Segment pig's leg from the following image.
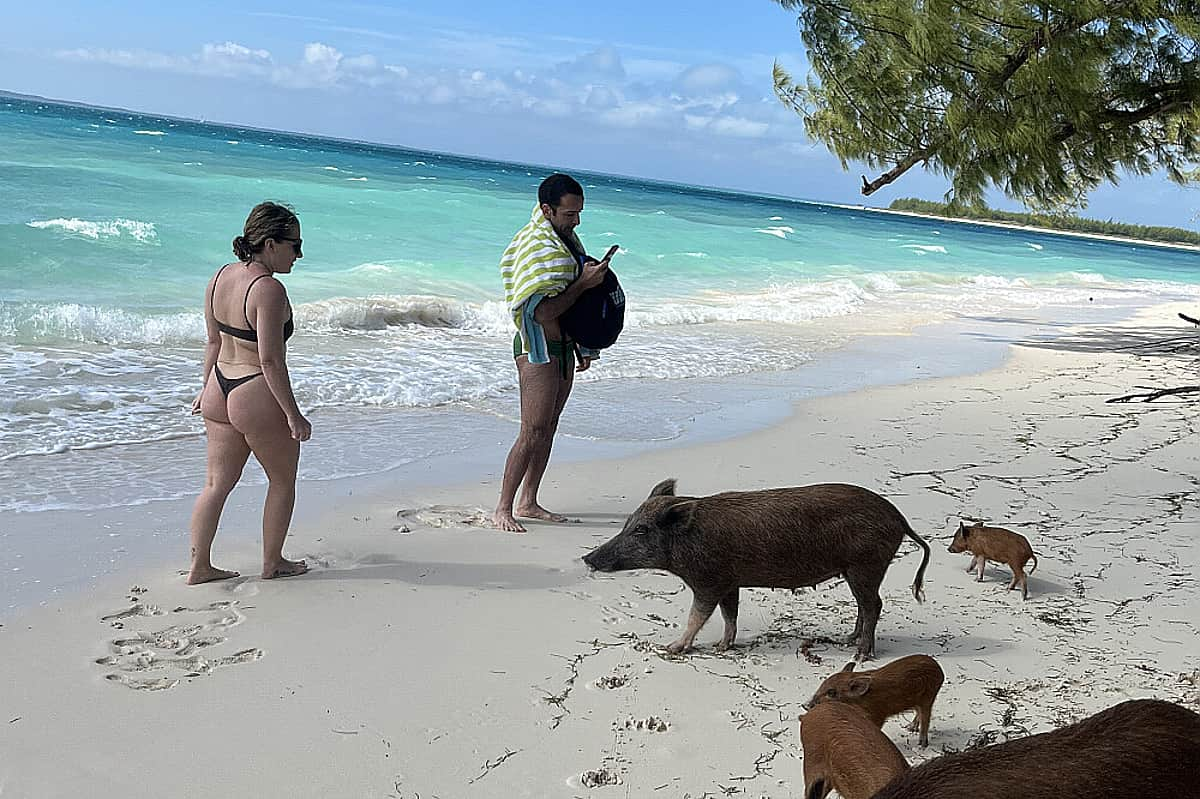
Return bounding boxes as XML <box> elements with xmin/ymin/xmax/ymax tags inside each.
<box><xmin>1019</xmin><ymin>568</ymin><xmax>1029</xmax><ymax>600</ymax></box>
<box><xmin>846</xmin><ymin>607</ymin><xmax>863</xmax><ymax>647</ymax></box>
<box><xmin>966</xmin><ymin>554</ymin><xmax>980</xmax><ymax>573</ymax></box>
<box><xmin>975</xmin><ymin>557</ymin><xmax>986</xmax><ymax>582</ymax></box>
<box><xmin>801</xmin><ymin>757</ymin><xmax>824</xmax><ymax>799</ymax></box>
<box><xmin>715</xmin><ymin>589</ymin><xmax>740</xmax><ymax>650</ymax></box>
<box><xmin>1007</xmin><ymin>564</ymin><xmax>1019</xmax><ymax>591</ymax></box>
<box><xmin>846</xmin><ymin>571</ymin><xmax>884</xmax><ymax>661</ymax></box>
<box><xmin>911</xmin><ymin>702</ymin><xmax>933</xmax><ymax>746</ymax></box>
<box><xmin>666</xmin><ymin>592</ymin><xmax>719</xmax><ymax>654</ymax></box>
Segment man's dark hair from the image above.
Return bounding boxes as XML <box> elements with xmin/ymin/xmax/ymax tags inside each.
<box><xmin>538</xmin><ymin>173</ymin><xmax>584</xmax><ymax>208</ymax></box>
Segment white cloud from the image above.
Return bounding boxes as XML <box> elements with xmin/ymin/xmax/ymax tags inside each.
<box><xmin>56</xmin><ymin>47</ymin><xmax>188</xmax><ymax>72</ymax></box>
<box><xmin>674</xmin><ymin>63</ymin><xmax>743</xmax><ymax>94</ymax></box>
<box><xmin>710</xmin><ymin>116</ymin><xmax>770</xmax><ymax>138</ymax></box>
<box><xmin>427</xmin><ymin>85</ymin><xmax>456</xmax><ymax>105</ymax></box>
<box><xmin>201</xmin><ymin>42</ymin><xmax>271</xmax><ymax>63</ymax></box>
<box><xmin>583</xmin><ymin>84</ymin><xmax>623</xmax><ymax>110</ymax></box>
<box><xmin>51</xmin><ymin>40</ymin><xmax>796</xmax><ymax>142</ymax></box>
<box><xmin>557</xmin><ymin>46</ymin><xmax>626</xmax><ymax>84</ymax></box>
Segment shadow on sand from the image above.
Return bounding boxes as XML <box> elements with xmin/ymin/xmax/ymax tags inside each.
<box><xmin>302</xmin><ymin>554</ymin><xmax>584</xmax><ymax>590</ymax></box>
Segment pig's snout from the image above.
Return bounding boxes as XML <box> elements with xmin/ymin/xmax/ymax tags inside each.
<box><xmin>582</xmin><ymin>548</ymin><xmax>617</xmax><ymax>572</ymax></box>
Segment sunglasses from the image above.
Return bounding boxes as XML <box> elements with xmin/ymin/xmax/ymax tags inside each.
<box><xmin>275</xmin><ymin>237</ymin><xmax>303</xmax><ymax>252</ymax></box>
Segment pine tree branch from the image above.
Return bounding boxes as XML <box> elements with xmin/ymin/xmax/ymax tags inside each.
<box><xmin>861</xmin><ymin>145</ymin><xmax>941</xmax><ymax>194</ymax></box>
<box><xmin>860</xmin><ymin>13</ymin><xmax>1101</xmax><ymax>195</ymax></box>
<box><xmin>1052</xmin><ymin>89</ymin><xmax>1198</xmax><ymax>145</ymax></box>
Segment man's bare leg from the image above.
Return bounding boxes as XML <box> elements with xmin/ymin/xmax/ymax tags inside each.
<box><xmin>493</xmin><ymin>356</ymin><xmax>561</xmax><ymax>532</ymax></box>
<box><xmin>515</xmin><ymin>356</ymin><xmax>574</xmax><ymax>522</ymax></box>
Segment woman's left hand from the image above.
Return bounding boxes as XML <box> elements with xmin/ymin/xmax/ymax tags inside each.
<box><xmin>191</xmin><ymin>392</ymin><xmax>203</xmax><ymax>415</ymax></box>
<box><xmin>576</xmin><ymin>356</ymin><xmax>595</xmax><ymax>373</ymax></box>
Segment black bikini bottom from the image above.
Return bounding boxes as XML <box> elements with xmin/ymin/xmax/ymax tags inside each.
<box><xmin>214</xmin><ymin>364</ymin><xmax>262</xmax><ymax>397</ymax></box>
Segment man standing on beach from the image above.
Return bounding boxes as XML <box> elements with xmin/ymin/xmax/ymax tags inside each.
<box><xmin>492</xmin><ymin>173</ymin><xmax>610</xmax><ymax>532</ymax></box>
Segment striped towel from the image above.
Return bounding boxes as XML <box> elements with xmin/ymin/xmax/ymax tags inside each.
<box><xmin>501</xmin><ymin>205</ymin><xmax>582</xmax><ymax>355</ymax></box>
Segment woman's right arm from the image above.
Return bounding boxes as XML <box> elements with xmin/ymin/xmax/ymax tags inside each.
<box><xmin>251</xmin><ymin>278</ymin><xmax>311</xmax><ymax>441</ymax></box>
<box><xmin>194</xmin><ymin>274</ymin><xmax>222</xmax><ymax>414</ymax></box>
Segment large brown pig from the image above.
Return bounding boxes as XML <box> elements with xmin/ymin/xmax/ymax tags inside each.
<box><xmin>581</xmin><ymin>479</ymin><xmax>931</xmax><ymax>660</ymax></box>
<box><xmin>872</xmin><ymin>698</ymin><xmax>1200</xmax><ymax>798</ymax></box>
<box><xmin>800</xmin><ymin>702</ymin><xmax>909</xmax><ymax>799</ymax></box>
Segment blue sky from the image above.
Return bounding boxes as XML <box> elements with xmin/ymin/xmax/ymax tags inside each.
<box><xmin>2</xmin><ymin>0</ymin><xmax>1196</xmax><ymax>227</ymax></box>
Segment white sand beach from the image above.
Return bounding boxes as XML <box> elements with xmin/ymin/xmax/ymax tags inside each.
<box><xmin>1</xmin><ymin>304</ymin><xmax>1197</xmax><ymax>798</ymax></box>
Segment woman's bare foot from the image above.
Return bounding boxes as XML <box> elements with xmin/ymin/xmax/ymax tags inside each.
<box><xmin>492</xmin><ymin>509</ymin><xmax>527</xmax><ymax>533</ymax></box>
<box><xmin>187</xmin><ymin>565</ymin><xmax>240</xmax><ymax>585</ymax></box>
<box><xmin>514</xmin><ymin>503</ymin><xmax>569</xmax><ymax>523</ymax></box>
<box><xmin>262</xmin><ymin>557</ymin><xmax>308</xmax><ymax>579</ymax></box>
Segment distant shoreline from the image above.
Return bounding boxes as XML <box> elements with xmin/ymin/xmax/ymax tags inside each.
<box><xmin>823</xmin><ymin>202</ymin><xmax>1200</xmax><ymax>253</ymax></box>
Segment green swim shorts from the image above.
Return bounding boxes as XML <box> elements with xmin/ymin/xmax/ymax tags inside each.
<box><xmin>512</xmin><ymin>332</ymin><xmax>575</xmax><ymax>379</ymax></box>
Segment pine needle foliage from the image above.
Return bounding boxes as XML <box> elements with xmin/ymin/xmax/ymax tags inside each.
<box><xmin>773</xmin><ymin>0</ymin><xmax>1200</xmax><ymax>205</ymax></box>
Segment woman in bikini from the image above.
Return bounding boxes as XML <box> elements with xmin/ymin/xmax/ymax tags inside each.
<box><xmin>187</xmin><ymin>201</ymin><xmax>311</xmax><ymax>584</ymax></box>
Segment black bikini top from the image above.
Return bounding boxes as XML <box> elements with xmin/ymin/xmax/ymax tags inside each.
<box><xmin>210</xmin><ymin>264</ymin><xmax>294</xmax><ymax>342</ymax></box>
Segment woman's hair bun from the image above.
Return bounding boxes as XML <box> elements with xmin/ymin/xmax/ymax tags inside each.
<box><xmin>232</xmin><ymin>235</ymin><xmax>254</xmax><ymax>261</ymax></box>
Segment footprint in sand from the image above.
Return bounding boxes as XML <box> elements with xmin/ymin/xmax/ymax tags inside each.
<box><xmin>96</xmin><ymin>597</ymin><xmax>262</xmax><ymax>690</ymax></box>
<box><xmin>395</xmin><ymin>505</ymin><xmax>493</xmax><ymax>529</ymax></box>
<box><xmin>101</xmin><ymin>603</ymin><xmax>166</xmax><ymax>625</ymax></box>
<box><xmin>575</xmin><ymin>768</ymin><xmax>622</xmax><ymax>788</ymax></box>
<box><xmin>599</xmin><ymin>606</ymin><xmax>627</xmax><ymax>625</ymax></box>
<box><xmin>594</xmin><ymin>673</ymin><xmax>631</xmax><ymax>690</ymax></box>
<box><xmin>616</xmin><ymin>715</ymin><xmax>670</xmax><ymax>732</ymax></box>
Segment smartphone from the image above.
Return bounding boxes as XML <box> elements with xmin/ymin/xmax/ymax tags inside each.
<box><xmin>602</xmin><ymin>244</ymin><xmax>620</xmax><ymax>262</ymax></box>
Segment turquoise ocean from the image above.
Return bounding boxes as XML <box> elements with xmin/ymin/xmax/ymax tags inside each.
<box><xmin>2</xmin><ymin>93</ymin><xmax>1199</xmax><ymax>538</ymax></box>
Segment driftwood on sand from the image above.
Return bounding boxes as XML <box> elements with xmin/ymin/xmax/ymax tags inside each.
<box><xmin>1106</xmin><ymin>313</ymin><xmax>1200</xmax><ymax>403</ymax></box>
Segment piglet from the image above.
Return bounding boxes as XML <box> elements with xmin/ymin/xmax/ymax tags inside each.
<box><xmin>805</xmin><ymin>654</ymin><xmax>944</xmax><ymax>746</ymax></box>
<box><xmin>800</xmin><ymin>702</ymin><xmax>908</xmax><ymax>799</ymax></box>
<box><xmin>949</xmin><ymin>521</ymin><xmax>1038</xmax><ymax>599</ymax></box>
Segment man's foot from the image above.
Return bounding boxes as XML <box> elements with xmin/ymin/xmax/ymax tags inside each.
<box><xmin>514</xmin><ymin>503</ymin><xmax>569</xmax><ymax>523</ymax></box>
<box><xmin>492</xmin><ymin>510</ymin><xmax>527</xmax><ymax>533</ymax></box>
<box><xmin>262</xmin><ymin>558</ymin><xmax>308</xmax><ymax>580</ymax></box>
<box><xmin>187</xmin><ymin>565</ymin><xmax>240</xmax><ymax>585</ymax></box>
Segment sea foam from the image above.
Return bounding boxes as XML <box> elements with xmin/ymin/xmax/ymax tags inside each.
<box><xmin>26</xmin><ymin>218</ymin><xmax>158</xmax><ymax>243</ymax></box>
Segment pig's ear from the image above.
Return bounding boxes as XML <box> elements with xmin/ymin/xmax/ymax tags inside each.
<box><xmin>648</xmin><ymin>478</ymin><xmax>677</xmax><ymax>498</ymax></box>
<box><xmin>845</xmin><ymin>676</ymin><xmax>871</xmax><ymax>697</ymax></box>
<box><xmin>842</xmin><ymin>661</ymin><xmax>856</xmax><ymax>673</ymax></box>
<box><xmin>657</xmin><ymin>499</ymin><xmax>696</xmax><ymax>533</ymax></box>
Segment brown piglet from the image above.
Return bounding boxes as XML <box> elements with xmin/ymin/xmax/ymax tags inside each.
<box><xmin>805</xmin><ymin>654</ymin><xmax>944</xmax><ymax>746</ymax></box>
<box><xmin>872</xmin><ymin>698</ymin><xmax>1200</xmax><ymax>798</ymax></box>
<box><xmin>949</xmin><ymin>521</ymin><xmax>1038</xmax><ymax>599</ymax></box>
<box><xmin>799</xmin><ymin>702</ymin><xmax>908</xmax><ymax>799</ymax></box>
